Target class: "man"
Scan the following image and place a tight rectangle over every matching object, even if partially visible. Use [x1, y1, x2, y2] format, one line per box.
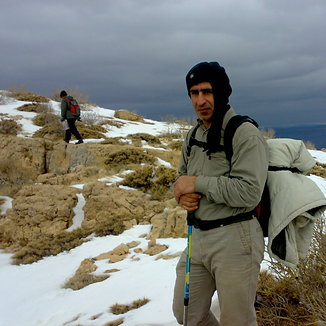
[172, 62, 269, 326]
[60, 90, 83, 144]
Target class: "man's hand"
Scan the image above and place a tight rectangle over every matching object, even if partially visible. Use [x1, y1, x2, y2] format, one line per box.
[174, 175, 197, 203]
[178, 193, 201, 211]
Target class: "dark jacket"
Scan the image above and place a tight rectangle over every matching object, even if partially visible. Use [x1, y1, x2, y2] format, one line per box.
[61, 96, 80, 121]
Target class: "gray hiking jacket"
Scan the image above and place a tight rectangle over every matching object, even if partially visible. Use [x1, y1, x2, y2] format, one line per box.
[178, 107, 269, 221]
[266, 138, 326, 268]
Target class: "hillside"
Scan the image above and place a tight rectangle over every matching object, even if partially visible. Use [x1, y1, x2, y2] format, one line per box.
[0, 90, 326, 326]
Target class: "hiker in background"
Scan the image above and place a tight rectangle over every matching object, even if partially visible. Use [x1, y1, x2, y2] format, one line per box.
[172, 62, 269, 326]
[60, 90, 83, 144]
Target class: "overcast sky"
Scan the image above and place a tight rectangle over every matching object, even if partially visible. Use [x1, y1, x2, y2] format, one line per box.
[1, 0, 325, 127]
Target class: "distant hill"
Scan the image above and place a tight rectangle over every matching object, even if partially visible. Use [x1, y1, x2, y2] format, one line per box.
[273, 124, 326, 149]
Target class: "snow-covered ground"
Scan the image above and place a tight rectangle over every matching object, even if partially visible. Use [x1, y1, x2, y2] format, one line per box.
[0, 95, 325, 326]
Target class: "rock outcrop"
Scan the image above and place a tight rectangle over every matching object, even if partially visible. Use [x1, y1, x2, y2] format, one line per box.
[0, 134, 187, 265]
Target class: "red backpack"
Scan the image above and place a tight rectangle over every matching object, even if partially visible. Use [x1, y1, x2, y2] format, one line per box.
[63, 97, 80, 116]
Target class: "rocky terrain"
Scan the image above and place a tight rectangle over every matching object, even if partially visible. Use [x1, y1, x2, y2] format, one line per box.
[0, 90, 189, 265]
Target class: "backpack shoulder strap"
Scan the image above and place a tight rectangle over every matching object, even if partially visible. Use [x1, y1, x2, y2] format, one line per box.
[224, 115, 258, 162]
[186, 124, 203, 157]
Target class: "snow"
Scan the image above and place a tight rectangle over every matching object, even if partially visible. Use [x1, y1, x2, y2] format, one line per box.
[0, 95, 325, 326]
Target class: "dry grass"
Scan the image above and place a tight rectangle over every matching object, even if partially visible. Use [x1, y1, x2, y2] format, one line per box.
[128, 133, 162, 146]
[261, 128, 275, 139]
[104, 318, 124, 326]
[99, 118, 125, 128]
[33, 111, 59, 127]
[167, 139, 184, 151]
[104, 148, 155, 167]
[0, 118, 22, 135]
[10, 229, 89, 265]
[77, 122, 107, 139]
[120, 165, 177, 199]
[9, 86, 49, 102]
[4, 212, 126, 264]
[63, 272, 109, 291]
[110, 298, 150, 315]
[309, 163, 326, 178]
[256, 218, 326, 325]
[32, 120, 64, 140]
[304, 141, 317, 150]
[16, 103, 50, 113]
[50, 89, 90, 105]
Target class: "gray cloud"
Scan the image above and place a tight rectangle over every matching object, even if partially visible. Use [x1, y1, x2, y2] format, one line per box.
[1, 0, 325, 127]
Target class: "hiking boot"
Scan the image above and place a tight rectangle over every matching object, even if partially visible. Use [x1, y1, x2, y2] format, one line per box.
[76, 139, 84, 144]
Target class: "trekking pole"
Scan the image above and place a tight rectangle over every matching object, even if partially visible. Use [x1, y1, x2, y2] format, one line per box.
[183, 211, 194, 326]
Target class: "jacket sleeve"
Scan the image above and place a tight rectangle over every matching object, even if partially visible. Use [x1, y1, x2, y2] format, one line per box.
[177, 129, 193, 178]
[61, 100, 68, 120]
[195, 125, 269, 208]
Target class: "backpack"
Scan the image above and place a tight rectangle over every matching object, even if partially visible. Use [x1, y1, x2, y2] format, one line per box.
[187, 115, 271, 237]
[64, 97, 80, 116]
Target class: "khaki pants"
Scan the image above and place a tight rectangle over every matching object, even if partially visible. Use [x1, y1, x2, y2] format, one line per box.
[172, 217, 264, 326]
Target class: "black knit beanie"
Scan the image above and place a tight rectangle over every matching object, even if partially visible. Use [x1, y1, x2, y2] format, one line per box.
[60, 90, 67, 98]
[185, 61, 232, 155]
[186, 61, 232, 106]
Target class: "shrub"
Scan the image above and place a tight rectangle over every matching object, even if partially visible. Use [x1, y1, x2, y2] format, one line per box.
[121, 166, 154, 191]
[50, 89, 90, 104]
[168, 139, 183, 151]
[32, 120, 64, 140]
[81, 111, 103, 126]
[120, 165, 176, 199]
[11, 229, 89, 265]
[129, 133, 161, 146]
[256, 218, 326, 325]
[0, 118, 22, 135]
[16, 103, 50, 113]
[63, 272, 109, 291]
[104, 318, 124, 326]
[309, 163, 326, 178]
[304, 140, 316, 150]
[110, 298, 150, 315]
[104, 148, 155, 166]
[114, 110, 144, 122]
[33, 112, 59, 127]
[77, 122, 107, 139]
[261, 128, 275, 139]
[9, 86, 49, 102]
[100, 119, 125, 128]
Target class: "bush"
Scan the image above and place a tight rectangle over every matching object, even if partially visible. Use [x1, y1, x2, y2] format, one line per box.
[81, 111, 102, 126]
[120, 165, 177, 199]
[0, 118, 22, 135]
[261, 128, 275, 139]
[77, 122, 107, 139]
[168, 139, 183, 151]
[256, 218, 326, 325]
[129, 133, 161, 146]
[32, 120, 64, 140]
[11, 229, 89, 265]
[121, 166, 154, 191]
[16, 103, 50, 113]
[9, 87, 49, 102]
[104, 148, 155, 166]
[110, 298, 150, 315]
[33, 112, 59, 127]
[309, 163, 326, 178]
[50, 89, 90, 104]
